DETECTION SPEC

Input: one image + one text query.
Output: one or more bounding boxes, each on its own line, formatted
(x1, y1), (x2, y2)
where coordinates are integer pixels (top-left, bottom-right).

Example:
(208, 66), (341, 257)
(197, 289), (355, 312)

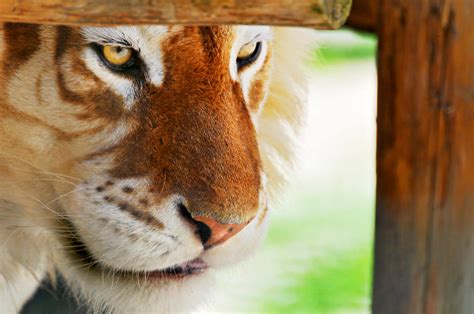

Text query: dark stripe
(3, 23), (41, 76)
(199, 26), (227, 63)
(54, 26), (125, 121)
(118, 202), (164, 229)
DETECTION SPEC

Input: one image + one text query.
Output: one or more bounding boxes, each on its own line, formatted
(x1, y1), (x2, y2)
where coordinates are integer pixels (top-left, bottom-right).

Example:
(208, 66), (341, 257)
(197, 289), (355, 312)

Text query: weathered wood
(0, 0), (351, 29)
(373, 0), (474, 313)
(345, 0), (377, 32)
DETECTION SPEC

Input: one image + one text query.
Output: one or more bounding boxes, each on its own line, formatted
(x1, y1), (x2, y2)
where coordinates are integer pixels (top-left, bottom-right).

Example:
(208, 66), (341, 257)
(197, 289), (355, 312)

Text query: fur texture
(0, 24), (313, 313)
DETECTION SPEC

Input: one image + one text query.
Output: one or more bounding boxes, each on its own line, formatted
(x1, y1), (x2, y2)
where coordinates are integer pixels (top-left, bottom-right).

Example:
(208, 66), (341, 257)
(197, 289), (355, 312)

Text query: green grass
(245, 186), (375, 314)
(261, 249), (371, 313)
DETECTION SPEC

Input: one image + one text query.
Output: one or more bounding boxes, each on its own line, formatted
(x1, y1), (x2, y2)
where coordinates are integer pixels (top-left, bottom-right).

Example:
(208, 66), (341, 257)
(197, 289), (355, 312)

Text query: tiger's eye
(102, 46), (133, 66)
(236, 42), (262, 69)
(237, 42), (258, 60)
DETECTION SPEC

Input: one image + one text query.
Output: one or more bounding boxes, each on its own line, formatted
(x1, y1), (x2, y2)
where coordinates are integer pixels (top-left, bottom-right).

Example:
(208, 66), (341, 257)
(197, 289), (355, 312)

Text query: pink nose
(178, 202), (255, 249)
(192, 216), (251, 249)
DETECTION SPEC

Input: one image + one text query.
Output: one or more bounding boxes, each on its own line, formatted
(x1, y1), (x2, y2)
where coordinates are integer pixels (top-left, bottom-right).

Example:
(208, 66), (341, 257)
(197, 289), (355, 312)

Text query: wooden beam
(345, 0), (377, 32)
(0, 0), (351, 29)
(373, 0), (474, 313)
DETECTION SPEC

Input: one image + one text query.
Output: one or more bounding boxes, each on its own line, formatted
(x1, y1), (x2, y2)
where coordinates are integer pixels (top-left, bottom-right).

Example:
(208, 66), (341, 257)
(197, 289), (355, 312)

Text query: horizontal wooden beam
(0, 0), (352, 29)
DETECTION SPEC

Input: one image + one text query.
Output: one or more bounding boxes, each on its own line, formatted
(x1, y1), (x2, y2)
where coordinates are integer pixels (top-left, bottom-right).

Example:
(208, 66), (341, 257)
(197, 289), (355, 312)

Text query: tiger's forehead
(81, 25), (172, 49)
(80, 25), (272, 49)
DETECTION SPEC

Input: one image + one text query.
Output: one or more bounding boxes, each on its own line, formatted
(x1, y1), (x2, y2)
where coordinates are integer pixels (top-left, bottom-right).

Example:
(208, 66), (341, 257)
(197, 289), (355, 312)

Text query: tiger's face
(0, 22), (312, 313)
(1, 24), (276, 312)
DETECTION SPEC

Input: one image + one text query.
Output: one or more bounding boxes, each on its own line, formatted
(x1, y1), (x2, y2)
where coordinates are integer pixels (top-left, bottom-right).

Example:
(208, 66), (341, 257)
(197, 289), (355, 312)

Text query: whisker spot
(122, 186), (134, 193)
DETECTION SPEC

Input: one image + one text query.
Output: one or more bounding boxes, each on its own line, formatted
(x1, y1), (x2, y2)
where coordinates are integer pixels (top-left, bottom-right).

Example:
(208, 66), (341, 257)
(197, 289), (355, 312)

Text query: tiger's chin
(59, 258), (216, 313)
(54, 210), (269, 313)
(56, 241), (218, 313)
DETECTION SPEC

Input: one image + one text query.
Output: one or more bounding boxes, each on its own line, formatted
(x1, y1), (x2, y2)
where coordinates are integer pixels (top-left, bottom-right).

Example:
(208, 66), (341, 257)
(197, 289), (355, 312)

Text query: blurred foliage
(312, 29), (377, 68)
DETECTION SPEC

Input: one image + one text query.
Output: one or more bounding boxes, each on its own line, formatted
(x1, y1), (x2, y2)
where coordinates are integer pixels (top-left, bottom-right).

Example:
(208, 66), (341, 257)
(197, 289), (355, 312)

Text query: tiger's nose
(179, 203), (252, 249)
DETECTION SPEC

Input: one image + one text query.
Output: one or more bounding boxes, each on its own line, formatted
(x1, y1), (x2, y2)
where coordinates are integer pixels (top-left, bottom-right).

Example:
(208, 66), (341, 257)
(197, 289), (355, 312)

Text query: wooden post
(0, 0), (351, 29)
(374, 0), (474, 313)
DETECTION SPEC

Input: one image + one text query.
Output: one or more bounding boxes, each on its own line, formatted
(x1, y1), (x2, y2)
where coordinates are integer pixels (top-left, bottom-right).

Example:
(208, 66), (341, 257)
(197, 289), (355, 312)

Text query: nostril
(178, 202), (193, 221)
(195, 221), (211, 244)
(178, 202), (211, 245)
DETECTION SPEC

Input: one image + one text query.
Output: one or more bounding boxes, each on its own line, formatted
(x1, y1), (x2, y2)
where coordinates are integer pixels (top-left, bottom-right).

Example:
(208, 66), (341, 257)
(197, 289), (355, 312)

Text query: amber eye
(102, 45), (133, 67)
(237, 42), (262, 69)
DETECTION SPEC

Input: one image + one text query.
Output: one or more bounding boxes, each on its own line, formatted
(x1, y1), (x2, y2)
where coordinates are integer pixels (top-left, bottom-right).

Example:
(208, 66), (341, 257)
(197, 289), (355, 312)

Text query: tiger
(0, 23), (312, 313)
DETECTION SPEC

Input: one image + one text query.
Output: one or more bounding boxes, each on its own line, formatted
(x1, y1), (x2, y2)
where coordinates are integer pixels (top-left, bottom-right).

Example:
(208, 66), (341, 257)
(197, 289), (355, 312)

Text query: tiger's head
(0, 24), (310, 312)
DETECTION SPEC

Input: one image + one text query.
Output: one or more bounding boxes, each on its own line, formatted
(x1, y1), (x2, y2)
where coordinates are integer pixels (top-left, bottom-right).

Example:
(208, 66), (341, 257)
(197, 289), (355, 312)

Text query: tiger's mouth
(61, 218), (208, 280)
(146, 258), (208, 278)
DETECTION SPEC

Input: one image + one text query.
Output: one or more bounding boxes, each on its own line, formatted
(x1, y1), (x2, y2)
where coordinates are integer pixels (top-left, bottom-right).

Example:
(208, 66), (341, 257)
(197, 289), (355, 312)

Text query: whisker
(7, 184), (70, 220)
(0, 164), (77, 183)
(46, 187), (87, 206)
(0, 212), (86, 221)
(0, 152), (82, 182)
(0, 203), (86, 220)
(0, 224), (70, 231)
(0, 176), (79, 187)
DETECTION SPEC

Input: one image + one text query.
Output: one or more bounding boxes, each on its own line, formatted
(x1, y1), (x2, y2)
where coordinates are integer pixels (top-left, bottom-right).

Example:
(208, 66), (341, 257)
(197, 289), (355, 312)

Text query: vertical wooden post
(374, 0), (474, 313)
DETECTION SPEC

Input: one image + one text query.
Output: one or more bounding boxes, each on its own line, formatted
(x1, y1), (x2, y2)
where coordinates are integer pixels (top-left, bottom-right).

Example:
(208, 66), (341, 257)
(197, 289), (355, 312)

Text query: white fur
(233, 26), (272, 104)
(66, 178), (202, 271)
(83, 47), (137, 108)
(229, 26), (272, 82)
(82, 26), (170, 108)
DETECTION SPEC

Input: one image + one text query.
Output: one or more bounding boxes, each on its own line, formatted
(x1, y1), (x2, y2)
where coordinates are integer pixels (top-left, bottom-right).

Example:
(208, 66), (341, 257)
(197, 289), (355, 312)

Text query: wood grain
(346, 0), (379, 32)
(346, 0), (377, 32)
(0, 0), (351, 29)
(373, 0), (474, 313)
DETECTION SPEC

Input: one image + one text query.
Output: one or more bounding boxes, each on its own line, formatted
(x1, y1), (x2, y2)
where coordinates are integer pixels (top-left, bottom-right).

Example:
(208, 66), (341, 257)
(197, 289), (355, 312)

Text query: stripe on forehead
(3, 23), (41, 78)
(198, 26), (234, 61)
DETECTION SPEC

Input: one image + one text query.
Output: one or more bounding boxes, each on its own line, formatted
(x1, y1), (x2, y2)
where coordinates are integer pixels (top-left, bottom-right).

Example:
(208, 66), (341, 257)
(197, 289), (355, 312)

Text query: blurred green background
(211, 29), (378, 314)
